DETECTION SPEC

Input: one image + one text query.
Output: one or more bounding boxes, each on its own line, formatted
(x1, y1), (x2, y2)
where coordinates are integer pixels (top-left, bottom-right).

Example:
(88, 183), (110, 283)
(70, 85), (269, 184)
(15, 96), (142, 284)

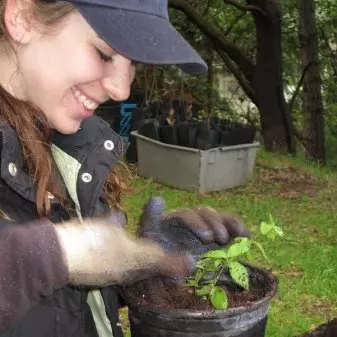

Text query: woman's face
(13, 12), (136, 134)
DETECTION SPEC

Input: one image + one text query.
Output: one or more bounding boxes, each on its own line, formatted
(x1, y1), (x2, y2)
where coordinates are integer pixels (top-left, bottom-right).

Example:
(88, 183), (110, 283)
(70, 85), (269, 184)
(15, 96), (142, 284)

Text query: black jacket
(0, 116), (128, 337)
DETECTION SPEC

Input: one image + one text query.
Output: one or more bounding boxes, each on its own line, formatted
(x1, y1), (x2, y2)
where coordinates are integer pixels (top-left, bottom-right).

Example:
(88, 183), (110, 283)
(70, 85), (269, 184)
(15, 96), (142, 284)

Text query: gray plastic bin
(131, 131), (260, 193)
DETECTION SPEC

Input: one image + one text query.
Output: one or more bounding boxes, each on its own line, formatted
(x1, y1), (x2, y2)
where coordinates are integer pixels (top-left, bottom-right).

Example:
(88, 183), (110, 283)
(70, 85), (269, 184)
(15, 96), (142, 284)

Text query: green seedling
(186, 214), (283, 310)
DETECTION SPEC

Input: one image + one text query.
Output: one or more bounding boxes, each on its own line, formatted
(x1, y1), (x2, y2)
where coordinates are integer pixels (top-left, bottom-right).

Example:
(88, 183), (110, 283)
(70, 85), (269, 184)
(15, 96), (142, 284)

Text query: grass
(120, 149), (337, 337)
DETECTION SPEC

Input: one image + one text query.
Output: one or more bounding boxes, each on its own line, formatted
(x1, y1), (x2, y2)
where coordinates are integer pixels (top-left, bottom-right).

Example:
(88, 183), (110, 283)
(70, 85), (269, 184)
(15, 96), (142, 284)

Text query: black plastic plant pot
(95, 101), (121, 133)
(159, 125), (178, 145)
(195, 125), (220, 150)
(220, 129), (242, 146)
(124, 267), (277, 337)
(171, 100), (187, 124)
(176, 124), (197, 148)
(219, 124), (256, 146)
(233, 125), (256, 144)
(138, 119), (160, 141)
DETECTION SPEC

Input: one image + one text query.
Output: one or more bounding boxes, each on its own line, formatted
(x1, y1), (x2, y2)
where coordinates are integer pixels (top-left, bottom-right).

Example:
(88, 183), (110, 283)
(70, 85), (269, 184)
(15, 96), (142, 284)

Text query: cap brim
(75, 4), (208, 75)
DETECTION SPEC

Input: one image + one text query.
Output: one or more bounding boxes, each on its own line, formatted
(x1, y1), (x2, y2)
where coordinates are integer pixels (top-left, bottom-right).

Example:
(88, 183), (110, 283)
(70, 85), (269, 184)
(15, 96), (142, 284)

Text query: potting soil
(123, 267), (277, 311)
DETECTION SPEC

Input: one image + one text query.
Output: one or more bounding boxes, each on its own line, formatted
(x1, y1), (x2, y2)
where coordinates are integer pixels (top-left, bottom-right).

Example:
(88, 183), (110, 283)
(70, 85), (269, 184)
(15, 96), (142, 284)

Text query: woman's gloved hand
(120, 197), (250, 306)
(54, 200), (195, 287)
(139, 198), (250, 258)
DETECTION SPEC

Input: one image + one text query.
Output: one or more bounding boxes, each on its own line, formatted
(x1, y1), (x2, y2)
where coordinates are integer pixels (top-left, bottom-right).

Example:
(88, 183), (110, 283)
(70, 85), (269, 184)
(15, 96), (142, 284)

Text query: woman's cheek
(130, 64), (136, 84)
(70, 49), (105, 84)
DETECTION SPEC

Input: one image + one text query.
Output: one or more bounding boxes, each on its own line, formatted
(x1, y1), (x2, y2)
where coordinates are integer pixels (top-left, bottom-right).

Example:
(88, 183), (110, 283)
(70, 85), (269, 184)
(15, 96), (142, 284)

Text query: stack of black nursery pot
(136, 100), (256, 151)
(130, 99), (260, 194)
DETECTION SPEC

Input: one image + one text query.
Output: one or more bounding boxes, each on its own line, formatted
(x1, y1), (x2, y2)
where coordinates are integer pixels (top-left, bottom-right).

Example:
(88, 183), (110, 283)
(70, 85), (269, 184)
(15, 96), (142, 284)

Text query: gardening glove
(122, 198), (250, 306)
(55, 206), (195, 287)
(140, 202), (250, 259)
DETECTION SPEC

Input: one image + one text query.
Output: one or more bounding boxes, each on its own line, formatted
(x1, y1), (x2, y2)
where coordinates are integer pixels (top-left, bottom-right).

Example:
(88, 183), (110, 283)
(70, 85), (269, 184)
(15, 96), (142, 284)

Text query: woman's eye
(95, 47), (111, 62)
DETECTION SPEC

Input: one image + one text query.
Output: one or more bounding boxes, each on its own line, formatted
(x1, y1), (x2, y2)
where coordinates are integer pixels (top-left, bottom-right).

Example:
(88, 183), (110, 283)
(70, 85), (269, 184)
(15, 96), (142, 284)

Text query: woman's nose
(101, 55), (135, 101)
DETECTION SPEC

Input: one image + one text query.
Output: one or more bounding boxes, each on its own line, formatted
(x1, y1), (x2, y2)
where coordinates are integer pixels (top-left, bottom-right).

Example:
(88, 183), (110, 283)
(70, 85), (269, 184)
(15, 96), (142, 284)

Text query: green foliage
(167, 0), (337, 164)
(260, 214), (284, 240)
(186, 215), (283, 310)
(228, 261), (249, 290)
(157, 2), (256, 122)
(210, 286), (227, 310)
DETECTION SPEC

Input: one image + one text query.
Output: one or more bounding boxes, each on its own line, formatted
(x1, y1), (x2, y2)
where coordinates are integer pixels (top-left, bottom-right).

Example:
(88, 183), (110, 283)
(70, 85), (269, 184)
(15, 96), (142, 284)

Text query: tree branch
(215, 47), (257, 105)
(288, 61), (313, 111)
(168, 0), (256, 84)
(223, 0), (267, 16)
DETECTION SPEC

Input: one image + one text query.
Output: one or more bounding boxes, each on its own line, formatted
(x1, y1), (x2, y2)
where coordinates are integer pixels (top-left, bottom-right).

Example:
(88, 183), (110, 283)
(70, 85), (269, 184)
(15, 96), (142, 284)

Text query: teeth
(79, 95), (87, 103)
(74, 90), (82, 98)
(83, 100), (98, 110)
(73, 88), (98, 110)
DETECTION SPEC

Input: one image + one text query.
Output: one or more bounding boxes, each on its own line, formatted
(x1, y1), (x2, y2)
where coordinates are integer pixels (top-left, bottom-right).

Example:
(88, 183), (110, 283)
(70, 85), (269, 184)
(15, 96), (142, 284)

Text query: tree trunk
(248, 0), (296, 153)
(169, 0), (296, 153)
(297, 0), (326, 164)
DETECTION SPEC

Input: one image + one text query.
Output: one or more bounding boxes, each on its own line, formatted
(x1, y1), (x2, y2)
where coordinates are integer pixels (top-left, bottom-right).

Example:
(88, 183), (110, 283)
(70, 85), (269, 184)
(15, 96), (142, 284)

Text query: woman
(0, 0), (249, 336)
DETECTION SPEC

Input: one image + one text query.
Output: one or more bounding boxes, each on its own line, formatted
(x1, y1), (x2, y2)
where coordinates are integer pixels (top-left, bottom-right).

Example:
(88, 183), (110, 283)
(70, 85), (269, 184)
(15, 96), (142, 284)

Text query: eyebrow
(95, 34), (137, 65)
(96, 34), (113, 47)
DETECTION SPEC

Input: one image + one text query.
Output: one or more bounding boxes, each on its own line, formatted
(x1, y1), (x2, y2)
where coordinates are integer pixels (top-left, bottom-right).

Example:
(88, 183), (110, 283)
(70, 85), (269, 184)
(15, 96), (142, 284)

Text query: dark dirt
(257, 164), (320, 198)
(299, 318), (337, 337)
(122, 266), (277, 311)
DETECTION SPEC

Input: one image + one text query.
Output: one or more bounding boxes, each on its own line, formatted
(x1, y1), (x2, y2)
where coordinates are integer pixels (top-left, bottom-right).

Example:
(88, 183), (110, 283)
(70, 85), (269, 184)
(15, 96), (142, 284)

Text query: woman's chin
(52, 119), (82, 135)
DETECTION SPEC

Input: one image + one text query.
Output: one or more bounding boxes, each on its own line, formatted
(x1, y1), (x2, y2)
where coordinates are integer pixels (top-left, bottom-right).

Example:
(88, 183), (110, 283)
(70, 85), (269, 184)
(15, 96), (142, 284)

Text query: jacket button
(8, 163), (17, 177)
(104, 140), (114, 151)
(48, 192), (55, 199)
(81, 172), (92, 183)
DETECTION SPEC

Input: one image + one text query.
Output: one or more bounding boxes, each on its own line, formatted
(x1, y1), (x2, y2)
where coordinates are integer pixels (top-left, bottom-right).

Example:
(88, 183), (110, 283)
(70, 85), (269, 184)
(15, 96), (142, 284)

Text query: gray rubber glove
(165, 206), (250, 243)
(141, 204), (250, 258)
(124, 202), (250, 306)
(55, 202), (194, 287)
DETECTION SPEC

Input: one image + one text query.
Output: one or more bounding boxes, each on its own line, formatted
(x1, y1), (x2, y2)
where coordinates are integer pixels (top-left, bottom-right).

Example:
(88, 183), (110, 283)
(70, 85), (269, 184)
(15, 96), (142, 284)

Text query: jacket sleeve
(0, 220), (69, 332)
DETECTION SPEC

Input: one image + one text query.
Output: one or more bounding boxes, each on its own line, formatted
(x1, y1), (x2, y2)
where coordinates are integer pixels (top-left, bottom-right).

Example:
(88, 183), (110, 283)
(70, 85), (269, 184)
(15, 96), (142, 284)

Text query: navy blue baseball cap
(67, 0), (207, 74)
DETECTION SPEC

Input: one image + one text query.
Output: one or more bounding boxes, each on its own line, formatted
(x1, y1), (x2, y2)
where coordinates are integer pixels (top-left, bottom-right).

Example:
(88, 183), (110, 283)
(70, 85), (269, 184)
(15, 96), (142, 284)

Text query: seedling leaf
(227, 237), (251, 258)
(228, 262), (249, 290)
(195, 269), (203, 284)
(196, 285), (212, 296)
(260, 221), (273, 235)
(210, 286), (228, 310)
(260, 215), (284, 240)
(274, 225), (284, 237)
(186, 279), (197, 287)
(203, 250), (227, 259)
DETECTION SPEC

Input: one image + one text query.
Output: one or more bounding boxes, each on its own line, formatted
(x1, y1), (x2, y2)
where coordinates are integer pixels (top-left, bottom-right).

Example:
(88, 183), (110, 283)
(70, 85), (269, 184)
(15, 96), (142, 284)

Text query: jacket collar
(52, 115), (128, 162)
(0, 116), (128, 213)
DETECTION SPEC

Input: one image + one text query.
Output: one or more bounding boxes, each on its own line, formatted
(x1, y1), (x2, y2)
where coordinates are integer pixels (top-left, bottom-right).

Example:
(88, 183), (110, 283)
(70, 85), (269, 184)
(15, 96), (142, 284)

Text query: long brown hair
(0, 0), (128, 216)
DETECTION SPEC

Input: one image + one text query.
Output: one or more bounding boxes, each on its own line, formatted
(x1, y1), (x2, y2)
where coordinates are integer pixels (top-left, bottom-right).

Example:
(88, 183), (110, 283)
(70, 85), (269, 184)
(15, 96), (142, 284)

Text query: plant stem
(212, 264), (226, 287)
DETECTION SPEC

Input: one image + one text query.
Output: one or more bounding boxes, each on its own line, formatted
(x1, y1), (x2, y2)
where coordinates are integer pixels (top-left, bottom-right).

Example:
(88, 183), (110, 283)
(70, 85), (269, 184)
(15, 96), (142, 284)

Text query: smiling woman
(0, 2), (250, 337)
(0, 4), (132, 216)
(1, 9), (137, 134)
